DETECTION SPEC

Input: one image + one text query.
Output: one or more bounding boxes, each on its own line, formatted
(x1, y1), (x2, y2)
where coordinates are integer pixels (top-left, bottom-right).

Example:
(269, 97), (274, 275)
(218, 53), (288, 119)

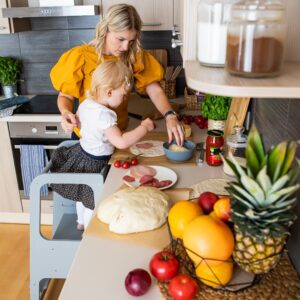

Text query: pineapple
(224, 125), (300, 274)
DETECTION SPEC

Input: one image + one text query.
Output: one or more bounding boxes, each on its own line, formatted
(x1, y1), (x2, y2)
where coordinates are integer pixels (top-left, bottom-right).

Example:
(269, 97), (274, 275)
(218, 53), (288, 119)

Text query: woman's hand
(166, 114), (184, 146)
(61, 110), (78, 133)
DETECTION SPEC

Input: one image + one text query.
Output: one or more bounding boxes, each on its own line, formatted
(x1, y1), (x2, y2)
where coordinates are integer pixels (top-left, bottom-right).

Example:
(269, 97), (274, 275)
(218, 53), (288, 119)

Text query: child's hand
(141, 118), (155, 132)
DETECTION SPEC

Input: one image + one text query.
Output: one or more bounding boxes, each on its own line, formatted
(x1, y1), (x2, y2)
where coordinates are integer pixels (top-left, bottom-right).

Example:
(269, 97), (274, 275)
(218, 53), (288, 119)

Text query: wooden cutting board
(108, 131), (196, 167)
(85, 187), (192, 250)
(147, 49), (168, 69)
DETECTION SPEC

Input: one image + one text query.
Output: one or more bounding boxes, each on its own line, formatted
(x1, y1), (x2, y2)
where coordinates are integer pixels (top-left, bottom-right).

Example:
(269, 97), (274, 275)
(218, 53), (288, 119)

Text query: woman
(50, 3), (184, 145)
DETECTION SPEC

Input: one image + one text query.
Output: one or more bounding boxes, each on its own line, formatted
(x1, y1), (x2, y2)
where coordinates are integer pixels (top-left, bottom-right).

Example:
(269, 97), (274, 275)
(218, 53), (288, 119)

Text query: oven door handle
(14, 145), (58, 150)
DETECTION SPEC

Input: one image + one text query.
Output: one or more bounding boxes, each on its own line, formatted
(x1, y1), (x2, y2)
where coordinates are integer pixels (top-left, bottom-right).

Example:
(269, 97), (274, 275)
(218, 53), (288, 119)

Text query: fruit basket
(157, 125), (300, 299)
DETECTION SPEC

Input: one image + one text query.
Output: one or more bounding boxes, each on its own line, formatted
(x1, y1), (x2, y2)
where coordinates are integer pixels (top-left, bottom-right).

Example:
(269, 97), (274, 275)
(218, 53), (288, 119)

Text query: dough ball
(97, 186), (170, 234)
(169, 144), (189, 152)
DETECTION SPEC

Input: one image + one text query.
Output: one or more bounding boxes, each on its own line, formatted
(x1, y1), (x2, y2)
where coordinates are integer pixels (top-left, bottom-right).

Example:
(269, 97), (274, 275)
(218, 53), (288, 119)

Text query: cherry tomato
(114, 160), (121, 168)
(168, 274), (198, 300)
(131, 158), (138, 166)
(122, 161), (131, 169)
(149, 251), (179, 281)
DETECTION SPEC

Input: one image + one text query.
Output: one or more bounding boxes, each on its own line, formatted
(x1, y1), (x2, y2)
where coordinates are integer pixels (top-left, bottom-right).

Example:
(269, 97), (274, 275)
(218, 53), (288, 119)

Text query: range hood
(2, 5), (100, 18)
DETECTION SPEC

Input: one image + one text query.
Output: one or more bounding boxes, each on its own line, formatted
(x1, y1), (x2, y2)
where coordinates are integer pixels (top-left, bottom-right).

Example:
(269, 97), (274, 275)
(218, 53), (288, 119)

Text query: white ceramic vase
(2, 84), (17, 99)
(208, 119), (225, 131)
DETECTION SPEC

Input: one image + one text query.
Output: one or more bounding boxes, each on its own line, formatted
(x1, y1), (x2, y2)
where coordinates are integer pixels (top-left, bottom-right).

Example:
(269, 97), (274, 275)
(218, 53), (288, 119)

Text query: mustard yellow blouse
(50, 45), (164, 130)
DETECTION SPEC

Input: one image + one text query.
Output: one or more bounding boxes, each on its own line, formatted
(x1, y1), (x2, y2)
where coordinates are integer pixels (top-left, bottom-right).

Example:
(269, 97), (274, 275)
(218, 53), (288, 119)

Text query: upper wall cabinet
(0, 0), (30, 34)
(101, 0), (174, 31)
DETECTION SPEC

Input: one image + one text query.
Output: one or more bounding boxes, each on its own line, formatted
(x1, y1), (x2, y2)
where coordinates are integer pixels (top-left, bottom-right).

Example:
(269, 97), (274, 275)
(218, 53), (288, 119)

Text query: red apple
(197, 192), (219, 214)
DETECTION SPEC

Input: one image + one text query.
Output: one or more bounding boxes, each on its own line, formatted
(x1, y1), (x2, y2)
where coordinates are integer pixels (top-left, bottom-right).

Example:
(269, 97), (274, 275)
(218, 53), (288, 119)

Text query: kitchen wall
(0, 16), (185, 96)
(253, 98), (300, 273)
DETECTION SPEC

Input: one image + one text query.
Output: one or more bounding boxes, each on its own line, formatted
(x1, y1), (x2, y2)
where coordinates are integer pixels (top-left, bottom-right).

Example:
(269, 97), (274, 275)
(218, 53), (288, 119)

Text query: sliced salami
(122, 175), (136, 182)
(139, 175), (154, 185)
(130, 165), (157, 180)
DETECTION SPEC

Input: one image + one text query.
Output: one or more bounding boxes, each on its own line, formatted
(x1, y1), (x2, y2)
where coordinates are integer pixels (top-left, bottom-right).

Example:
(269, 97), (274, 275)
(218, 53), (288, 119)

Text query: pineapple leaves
(240, 175), (265, 206)
(265, 184), (300, 205)
(247, 125), (265, 164)
(281, 141), (297, 176)
(256, 166), (272, 194)
(246, 143), (261, 177)
(227, 152), (247, 177)
(268, 142), (287, 183)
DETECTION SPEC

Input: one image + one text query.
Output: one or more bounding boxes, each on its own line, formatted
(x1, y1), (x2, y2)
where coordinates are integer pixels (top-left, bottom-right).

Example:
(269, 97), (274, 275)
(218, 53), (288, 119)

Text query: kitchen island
(58, 119), (229, 300)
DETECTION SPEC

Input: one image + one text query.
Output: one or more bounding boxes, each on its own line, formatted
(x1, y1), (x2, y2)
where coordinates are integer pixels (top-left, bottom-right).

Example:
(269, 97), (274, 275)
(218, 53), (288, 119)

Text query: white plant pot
(208, 119), (225, 131)
(2, 84), (17, 99)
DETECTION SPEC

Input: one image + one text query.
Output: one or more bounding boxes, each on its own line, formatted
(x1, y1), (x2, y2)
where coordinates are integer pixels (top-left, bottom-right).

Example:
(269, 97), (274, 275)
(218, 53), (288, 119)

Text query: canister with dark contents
(206, 130), (224, 166)
(225, 0), (286, 78)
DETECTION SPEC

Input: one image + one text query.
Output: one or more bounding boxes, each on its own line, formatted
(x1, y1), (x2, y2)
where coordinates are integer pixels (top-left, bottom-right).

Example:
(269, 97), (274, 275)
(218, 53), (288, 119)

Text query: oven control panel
(8, 122), (71, 139)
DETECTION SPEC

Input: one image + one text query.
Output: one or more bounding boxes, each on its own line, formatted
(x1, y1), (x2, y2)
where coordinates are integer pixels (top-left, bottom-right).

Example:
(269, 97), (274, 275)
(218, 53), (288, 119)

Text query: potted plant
(201, 94), (232, 131)
(0, 56), (22, 98)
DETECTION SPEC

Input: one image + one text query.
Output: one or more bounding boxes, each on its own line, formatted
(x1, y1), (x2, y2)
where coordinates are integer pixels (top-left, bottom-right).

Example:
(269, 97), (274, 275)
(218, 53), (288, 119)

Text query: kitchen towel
(20, 145), (49, 197)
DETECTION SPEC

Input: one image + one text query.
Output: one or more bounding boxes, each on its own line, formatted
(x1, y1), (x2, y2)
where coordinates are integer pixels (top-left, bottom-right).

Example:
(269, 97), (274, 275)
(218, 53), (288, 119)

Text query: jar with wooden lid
(225, 0), (286, 77)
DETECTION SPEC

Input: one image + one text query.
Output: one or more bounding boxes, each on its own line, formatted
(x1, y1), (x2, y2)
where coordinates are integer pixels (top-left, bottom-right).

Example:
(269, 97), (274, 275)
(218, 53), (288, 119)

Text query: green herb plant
(201, 94), (232, 120)
(0, 56), (22, 86)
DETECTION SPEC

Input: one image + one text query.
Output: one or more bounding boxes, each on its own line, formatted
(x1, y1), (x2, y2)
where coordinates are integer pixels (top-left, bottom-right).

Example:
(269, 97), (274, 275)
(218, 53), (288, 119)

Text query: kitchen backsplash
(0, 16), (185, 96)
(253, 98), (300, 273)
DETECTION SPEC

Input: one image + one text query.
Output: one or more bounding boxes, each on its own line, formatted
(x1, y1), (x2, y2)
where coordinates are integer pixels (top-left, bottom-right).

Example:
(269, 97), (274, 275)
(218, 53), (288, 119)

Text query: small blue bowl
(163, 140), (196, 162)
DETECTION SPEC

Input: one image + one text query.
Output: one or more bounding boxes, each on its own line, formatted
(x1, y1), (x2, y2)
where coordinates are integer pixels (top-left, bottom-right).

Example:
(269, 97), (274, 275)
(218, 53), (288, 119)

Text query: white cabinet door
(0, 0), (30, 34)
(101, 0), (174, 30)
(0, 0), (11, 34)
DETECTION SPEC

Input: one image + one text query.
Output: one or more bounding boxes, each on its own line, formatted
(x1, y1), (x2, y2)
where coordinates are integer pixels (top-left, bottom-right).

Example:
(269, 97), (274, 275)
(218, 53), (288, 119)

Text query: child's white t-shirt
(78, 98), (117, 156)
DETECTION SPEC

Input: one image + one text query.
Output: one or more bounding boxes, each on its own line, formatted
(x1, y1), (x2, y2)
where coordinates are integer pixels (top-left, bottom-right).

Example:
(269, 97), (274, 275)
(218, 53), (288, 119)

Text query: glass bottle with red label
(206, 130), (224, 166)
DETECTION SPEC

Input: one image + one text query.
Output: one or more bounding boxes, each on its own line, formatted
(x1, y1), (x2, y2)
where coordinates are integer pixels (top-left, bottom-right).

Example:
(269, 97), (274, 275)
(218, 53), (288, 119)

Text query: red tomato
(114, 160), (121, 168)
(168, 274), (198, 300)
(149, 251), (179, 281)
(122, 161), (131, 169)
(131, 158), (138, 166)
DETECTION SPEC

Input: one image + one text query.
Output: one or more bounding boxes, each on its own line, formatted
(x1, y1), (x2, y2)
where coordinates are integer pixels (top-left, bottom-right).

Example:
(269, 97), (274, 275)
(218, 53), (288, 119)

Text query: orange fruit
(196, 260), (234, 287)
(168, 200), (203, 239)
(183, 215), (234, 266)
(209, 211), (218, 219)
(214, 197), (231, 221)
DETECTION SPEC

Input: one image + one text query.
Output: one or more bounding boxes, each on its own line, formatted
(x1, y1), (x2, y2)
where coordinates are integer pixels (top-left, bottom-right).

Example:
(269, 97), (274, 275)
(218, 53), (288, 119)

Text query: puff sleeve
(97, 109), (117, 130)
(133, 50), (164, 94)
(50, 46), (85, 99)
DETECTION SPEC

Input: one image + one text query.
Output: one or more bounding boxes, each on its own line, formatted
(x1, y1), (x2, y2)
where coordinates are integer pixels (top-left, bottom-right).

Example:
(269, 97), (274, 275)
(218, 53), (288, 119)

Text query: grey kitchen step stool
(29, 140), (106, 300)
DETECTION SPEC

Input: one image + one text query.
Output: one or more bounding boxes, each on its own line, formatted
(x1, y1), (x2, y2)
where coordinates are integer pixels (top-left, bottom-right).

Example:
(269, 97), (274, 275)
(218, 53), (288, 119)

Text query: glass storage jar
(197, 0), (236, 67)
(225, 0), (286, 77)
(225, 125), (247, 158)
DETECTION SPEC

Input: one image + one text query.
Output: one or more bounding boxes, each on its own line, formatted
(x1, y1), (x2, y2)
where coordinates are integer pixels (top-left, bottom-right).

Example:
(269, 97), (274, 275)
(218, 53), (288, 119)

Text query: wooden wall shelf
(185, 61), (300, 99)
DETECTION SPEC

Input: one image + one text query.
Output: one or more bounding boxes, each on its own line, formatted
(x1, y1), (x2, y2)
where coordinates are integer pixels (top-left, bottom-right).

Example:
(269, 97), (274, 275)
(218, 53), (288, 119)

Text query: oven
(8, 121), (71, 196)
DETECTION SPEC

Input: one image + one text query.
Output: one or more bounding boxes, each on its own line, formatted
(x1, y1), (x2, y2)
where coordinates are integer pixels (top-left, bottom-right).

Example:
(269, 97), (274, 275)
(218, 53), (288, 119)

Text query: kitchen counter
(59, 165), (227, 300)
(58, 117), (229, 299)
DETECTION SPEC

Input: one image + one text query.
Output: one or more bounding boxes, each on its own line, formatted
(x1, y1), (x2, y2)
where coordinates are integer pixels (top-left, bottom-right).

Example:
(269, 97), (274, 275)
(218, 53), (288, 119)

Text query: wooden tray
(85, 187), (192, 250)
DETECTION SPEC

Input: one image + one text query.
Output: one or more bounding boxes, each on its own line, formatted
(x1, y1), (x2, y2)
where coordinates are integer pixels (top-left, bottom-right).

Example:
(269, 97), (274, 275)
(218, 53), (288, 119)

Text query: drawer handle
(143, 22), (162, 26)
(0, 26), (7, 30)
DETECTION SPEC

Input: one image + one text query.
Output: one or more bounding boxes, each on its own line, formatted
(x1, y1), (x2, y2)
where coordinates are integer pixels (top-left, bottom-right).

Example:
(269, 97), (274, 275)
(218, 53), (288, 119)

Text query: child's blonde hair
(89, 3), (142, 72)
(88, 60), (132, 100)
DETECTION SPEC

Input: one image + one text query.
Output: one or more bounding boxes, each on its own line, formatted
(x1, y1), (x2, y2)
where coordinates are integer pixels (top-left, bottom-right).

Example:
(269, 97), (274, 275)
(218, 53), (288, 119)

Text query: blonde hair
(89, 3), (142, 71)
(88, 60), (132, 101)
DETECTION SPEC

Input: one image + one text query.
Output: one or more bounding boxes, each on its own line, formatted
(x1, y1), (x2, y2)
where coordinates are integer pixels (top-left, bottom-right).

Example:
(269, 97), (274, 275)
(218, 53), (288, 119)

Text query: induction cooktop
(13, 95), (78, 115)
